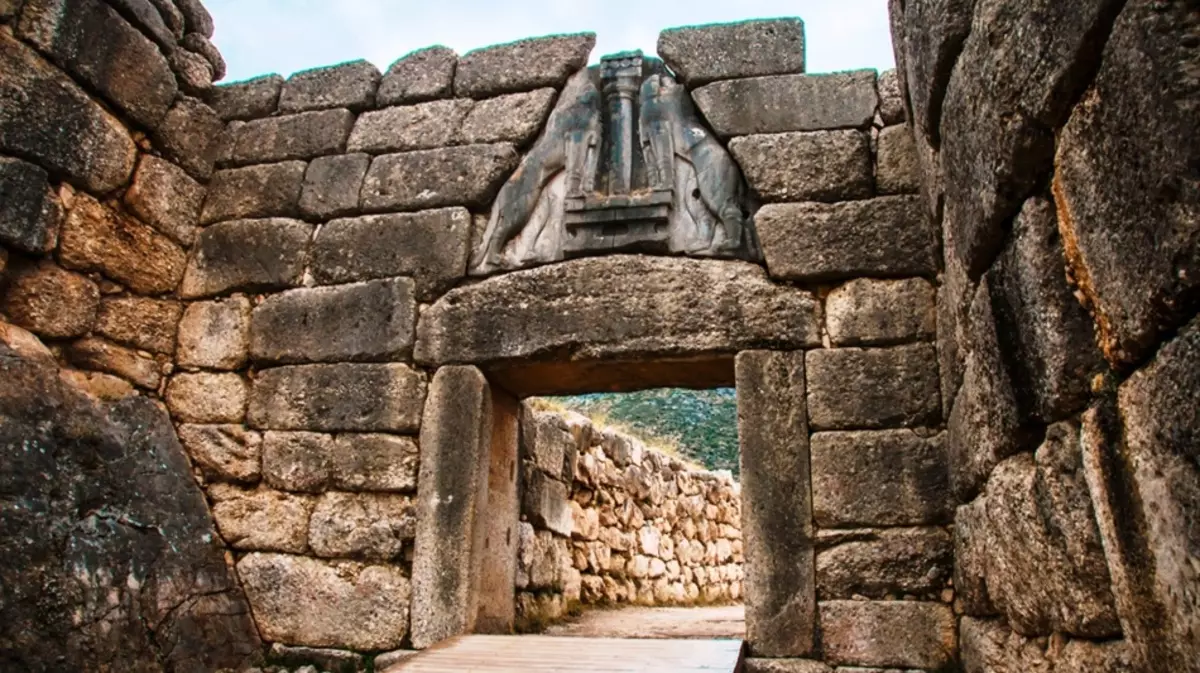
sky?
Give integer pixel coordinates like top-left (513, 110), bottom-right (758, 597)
top-left (206, 0), bottom-right (896, 84)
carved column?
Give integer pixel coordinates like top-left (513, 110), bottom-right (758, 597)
top-left (601, 52), bottom-right (643, 195)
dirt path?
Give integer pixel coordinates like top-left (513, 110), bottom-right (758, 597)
top-left (543, 604), bottom-right (745, 640)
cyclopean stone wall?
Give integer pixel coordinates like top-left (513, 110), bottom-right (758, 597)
top-left (514, 405), bottom-right (743, 630)
top-left (891, 0), bottom-right (1199, 671)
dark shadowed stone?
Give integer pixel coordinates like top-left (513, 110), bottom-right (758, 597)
top-left (201, 161), bottom-right (307, 224)
top-left (181, 32), bottom-right (224, 80)
top-left (279, 60), bottom-right (381, 113)
top-left (378, 45), bottom-right (458, 106)
top-left (2, 260), bottom-right (99, 338)
top-left (170, 47), bottom-right (213, 95)
top-left (819, 601), bottom-right (956, 669)
top-left (124, 154), bottom-right (204, 246)
top-left (877, 69), bottom-right (905, 125)
top-left (959, 617), bottom-right (1138, 673)
top-left (146, 0), bottom-right (183, 37)
top-left (228, 109), bottom-right (354, 165)
top-left (209, 75), bottom-right (285, 121)
top-left (756, 196), bottom-right (937, 282)
top-left (416, 256), bottom-right (820, 367)
top-left (18, 0), bottom-right (176, 128)
top-left (360, 144), bottom-right (519, 212)
top-left (937, 254), bottom-right (971, 416)
top-left (658, 19), bottom-right (806, 87)
top-left (816, 527), bottom-right (953, 600)
top-left (522, 467), bottom-right (572, 536)
top-left (875, 124), bottom-right (920, 195)
top-left (248, 363), bottom-right (426, 432)
top-left (806, 344), bottom-right (941, 430)
top-left (0, 349), bottom-right (261, 670)
top-left (175, 0), bottom-right (212, 37)
top-left (311, 208), bottom-right (471, 301)
top-left (730, 130), bottom-right (872, 203)
top-left (460, 88), bottom-right (558, 146)
top-left (736, 351), bottom-right (815, 657)
top-left (0, 33), bottom-right (136, 193)
top-left (454, 33), bottom-right (595, 98)
top-left (811, 430), bottom-right (951, 527)
top-left (347, 99), bottom-right (475, 154)
top-left (0, 156), bottom-right (61, 253)
top-left (152, 96), bottom-right (225, 181)
top-left (269, 644), bottom-right (364, 673)
top-left (299, 153), bottom-right (369, 220)
top-left (895, 0), bottom-right (974, 148)
top-left (693, 70), bottom-right (876, 138)
top-left (0, 0), bottom-right (18, 20)
top-left (180, 218), bottom-right (313, 298)
top-left (249, 278), bottom-right (416, 364)
top-left (954, 498), bottom-right (997, 617)
top-left (1053, 0), bottom-right (1200, 369)
top-left (825, 278), bottom-right (936, 347)
top-left (95, 296), bottom-right (181, 354)
top-left (411, 366), bottom-right (493, 649)
top-left (58, 193), bottom-right (186, 295)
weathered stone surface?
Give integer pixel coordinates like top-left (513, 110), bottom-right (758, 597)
top-left (2, 261), bottom-right (99, 338)
top-left (332, 433), bottom-right (419, 493)
top-left (95, 296), bottom-right (181, 354)
top-left (175, 0), bottom-right (212, 37)
top-left (0, 322), bottom-right (54, 365)
top-left (166, 372), bottom-right (247, 424)
top-left (237, 553), bottom-right (411, 651)
top-left (745, 660), bottom-right (832, 673)
top-left (249, 363), bottom-right (426, 432)
top-left (756, 196), bottom-right (937, 282)
top-left (693, 71), bottom-right (876, 138)
top-left (816, 527), bottom-right (952, 600)
top-left (416, 256), bottom-right (820, 366)
top-left (460, 88), bottom-right (558, 146)
top-left (311, 208), bottom-right (472, 301)
top-left (181, 218), bottom-right (313, 298)
top-left (170, 47), bottom-right (213, 95)
top-left (819, 601), bottom-right (956, 669)
top-left (309, 491), bottom-right (416, 560)
top-left (59, 193), bottom-right (186, 295)
top-left (0, 33), bottom-right (136, 194)
top-left (151, 95), bottom-right (225, 181)
top-left (177, 296), bottom-right (252, 370)
top-left (877, 69), bottom-right (905, 125)
top-left (201, 161), bottom-right (307, 224)
top-left (378, 45), bottom-right (457, 106)
top-left (875, 125), bottom-right (920, 195)
top-left (0, 351), bottom-right (261, 670)
top-left (18, 0), bottom-right (176, 127)
top-left (262, 430), bottom-right (335, 493)
top-left (177, 423), bottom-right (262, 484)
top-left (454, 33), bottom-right (594, 98)
top-left (279, 60), bottom-right (380, 113)
top-left (826, 278), bottom-right (936, 347)
top-left (59, 369), bottom-right (136, 401)
top-left (180, 33), bottom-right (225, 81)
top-left (0, 157), bottom-right (61, 253)
top-left (736, 351), bottom-right (815, 657)
top-left (894, 0), bottom-right (973, 150)
top-left (209, 74), bottom-right (285, 120)
top-left (348, 99), bottom-right (474, 154)
top-left (360, 144), bottom-right (518, 212)
top-left (959, 616), bottom-right (1138, 673)
top-left (64, 337), bottom-right (160, 389)
top-left (521, 408), bottom-right (575, 479)
top-left (730, 130), bottom-right (872, 203)
top-left (299, 153), bottom-right (369, 220)
top-left (208, 484), bottom-right (311, 553)
top-left (268, 644), bottom-right (364, 673)
top-left (658, 19), bottom-right (806, 86)
top-left (228, 109), bottom-right (354, 166)
top-left (249, 278), bottom-right (416, 364)
top-left (375, 649), bottom-right (421, 671)
top-left (954, 497), bottom-right (996, 617)
top-left (806, 344), bottom-right (941, 430)
top-left (124, 154), bottom-right (204, 246)
top-left (523, 467), bottom-right (572, 536)
top-left (411, 366), bottom-right (492, 649)
top-left (811, 430), bottom-right (951, 527)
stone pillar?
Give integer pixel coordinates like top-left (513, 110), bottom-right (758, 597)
top-left (736, 350), bottom-right (816, 656)
top-left (410, 365), bottom-right (494, 649)
top-left (601, 52), bottom-right (643, 195)
top-left (475, 387), bottom-right (521, 633)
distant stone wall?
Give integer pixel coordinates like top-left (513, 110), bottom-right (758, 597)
top-left (514, 405), bottom-right (743, 628)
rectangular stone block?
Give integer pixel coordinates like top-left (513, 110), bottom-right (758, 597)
top-left (201, 161), bottom-right (306, 225)
top-left (819, 600), bottom-right (956, 669)
top-left (693, 70), bottom-right (877, 137)
top-left (806, 344), bottom-right (941, 430)
top-left (360, 144), bottom-right (518, 212)
top-left (756, 196), bottom-right (938, 282)
top-left (0, 156), bottom-right (61, 254)
top-left (180, 218), bottom-right (313, 299)
top-left (332, 434), bottom-right (419, 493)
top-left (311, 208), bottom-right (472, 301)
top-left (177, 424), bottom-right (261, 485)
top-left (657, 19), bottom-right (806, 86)
top-left (522, 466), bottom-right (572, 537)
top-left (209, 74), bottom-right (284, 121)
top-left (249, 278), bottom-right (416, 364)
top-left (299, 153), bottom-right (369, 220)
top-left (228, 109), bottom-right (354, 166)
top-left (309, 491), bottom-right (416, 560)
top-left (208, 484), bottom-right (312, 553)
top-left (165, 371), bottom-right (247, 424)
top-left (811, 430), bottom-right (951, 527)
top-left (262, 430), bottom-right (336, 493)
top-left (2, 261), bottom-right (98, 339)
top-left (736, 351), bottom-right (815, 657)
top-left (248, 363), bottom-right (426, 432)
top-left (825, 278), bottom-right (936, 347)
top-left (279, 60), bottom-right (380, 113)
top-left (378, 45), bottom-right (456, 106)
top-left (459, 89), bottom-right (557, 146)
top-left (875, 124), bottom-right (921, 195)
top-left (65, 336), bottom-right (159, 389)
top-left (58, 193), bottom-right (185, 296)
top-left (152, 95), bottom-right (224, 181)
top-left (815, 527), bottom-right (953, 600)
top-left (453, 33), bottom-right (594, 98)
top-left (730, 130), bottom-right (872, 203)
top-left (124, 154), bottom-right (203, 247)
top-left (95, 296), bottom-right (181, 355)
top-left (347, 99), bottom-right (474, 154)
top-left (176, 296), bottom-right (251, 370)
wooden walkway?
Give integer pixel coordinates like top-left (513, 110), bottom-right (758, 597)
top-left (389, 634), bottom-right (744, 672)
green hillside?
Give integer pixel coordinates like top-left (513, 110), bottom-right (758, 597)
top-left (546, 388), bottom-right (739, 476)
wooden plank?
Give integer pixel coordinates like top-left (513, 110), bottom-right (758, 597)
top-left (394, 635), bottom-right (744, 672)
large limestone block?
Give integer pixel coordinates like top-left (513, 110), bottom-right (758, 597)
top-left (237, 553), bottom-right (410, 651)
top-left (332, 434), bottom-right (420, 492)
top-left (176, 296), bottom-right (252, 370)
top-left (165, 372), bottom-right (246, 424)
top-left (693, 71), bottom-right (876, 138)
top-left (152, 95), bottom-right (224, 181)
top-left (348, 99), bottom-right (474, 153)
top-left (309, 492), bottom-right (416, 560)
top-left (520, 407), bottom-right (576, 479)
top-left (658, 19), bottom-right (806, 86)
top-left (0, 33), bottom-right (136, 193)
top-left (460, 89), bottom-right (558, 146)
top-left (176, 424), bottom-right (261, 484)
top-left (810, 430), bottom-right (950, 526)
top-left (893, 0), bottom-right (973, 150)
top-left (262, 430), bottom-right (336, 493)
top-left (875, 124), bottom-right (921, 195)
top-left (806, 344), bottom-right (941, 430)
top-left (756, 196), bottom-right (937, 282)
top-left (729, 130), bottom-right (872, 203)
top-left (248, 363), bottom-right (426, 432)
top-left (876, 69), bottom-right (905, 126)
top-left (816, 527), bottom-right (952, 600)
top-left (736, 351), bottom-right (815, 657)
top-left (201, 161), bottom-right (307, 224)
top-left (279, 60), bottom-right (380, 113)
top-left (209, 74), bottom-right (284, 121)
top-left (94, 296), bottom-right (181, 355)
top-left (59, 193), bottom-right (185, 295)
top-left (229, 108), bottom-right (354, 165)
top-left (181, 218), bottom-right (313, 298)
top-left (378, 46), bottom-right (457, 106)
top-left (0, 157), bottom-right (62, 254)
top-left (208, 484), bottom-right (312, 553)
top-left (299, 153), bottom-right (370, 220)
top-left (249, 278), bottom-right (416, 364)
top-left (416, 256), bottom-right (820, 366)
top-left (360, 144), bottom-right (518, 212)
top-left (454, 33), bottom-right (594, 98)
top-left (522, 467), bottom-right (572, 537)
top-left (2, 261), bottom-right (99, 338)
top-left (819, 600), bottom-right (956, 669)
top-left (825, 278), bottom-right (936, 347)
top-left (124, 155), bottom-right (204, 247)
